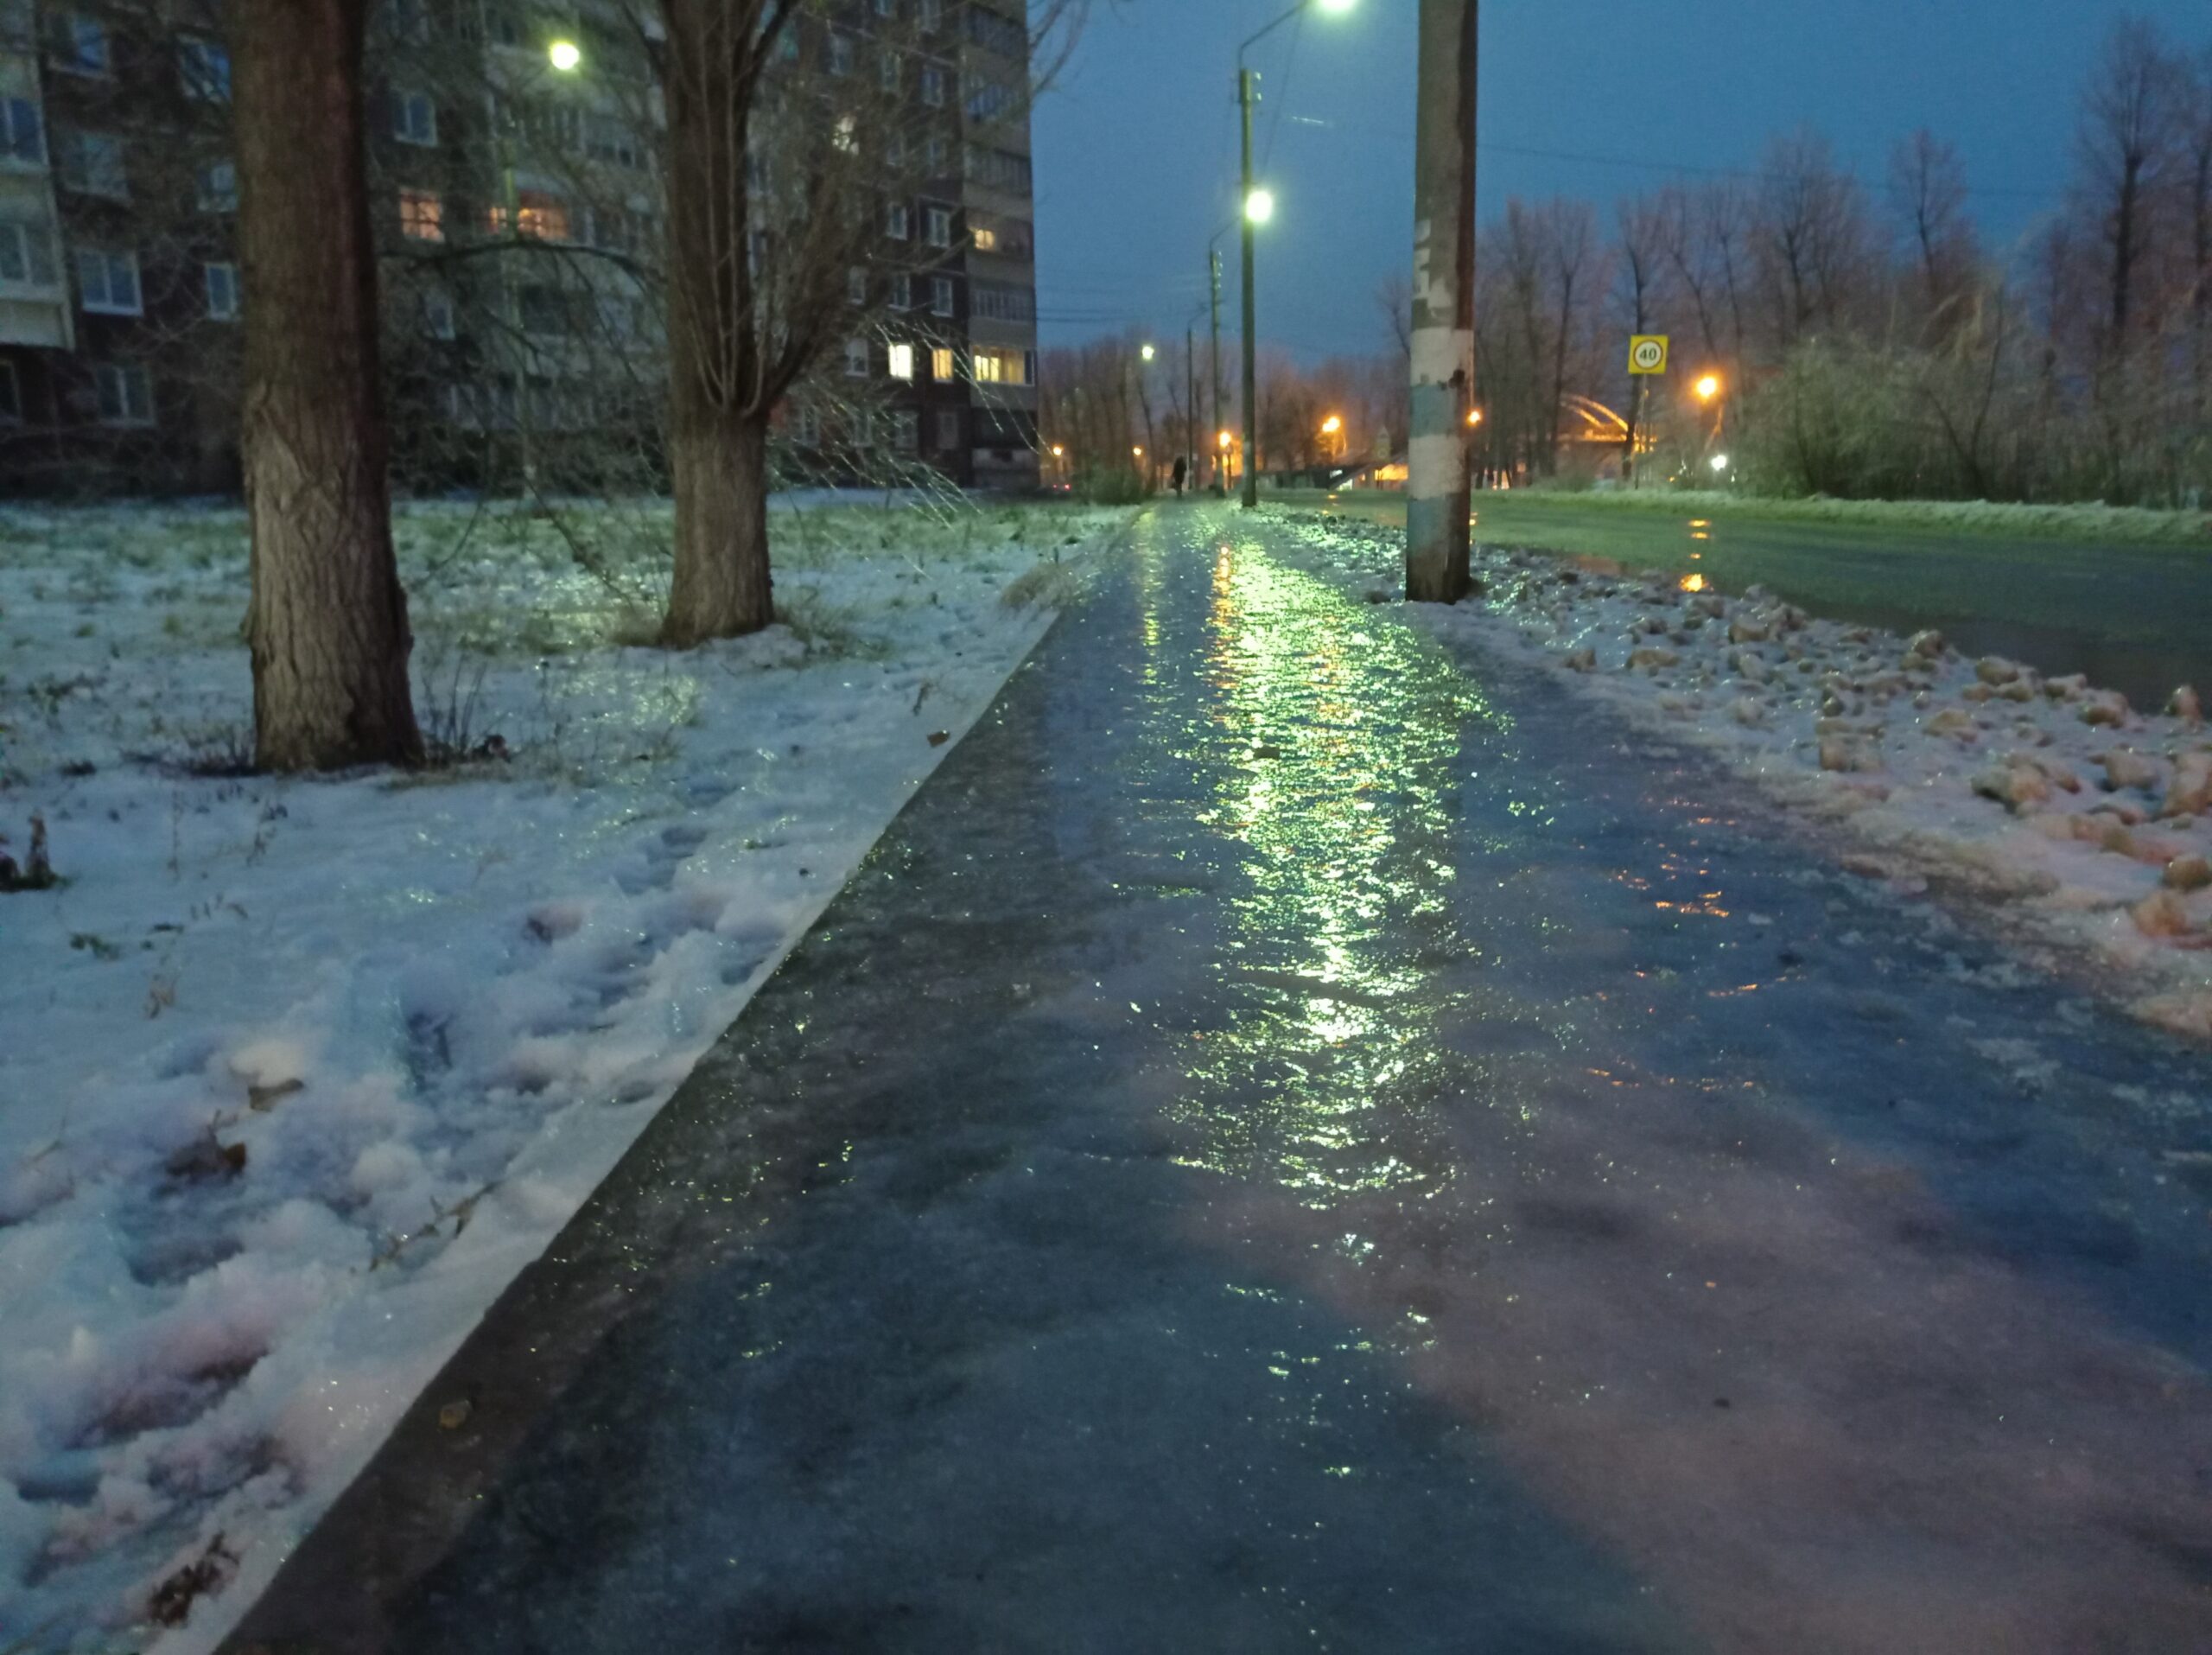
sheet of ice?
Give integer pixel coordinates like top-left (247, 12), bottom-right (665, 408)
top-left (1270, 512), bottom-right (2212, 1040)
top-left (0, 497), bottom-right (1126, 1650)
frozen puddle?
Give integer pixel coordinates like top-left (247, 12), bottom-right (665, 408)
top-left (233, 508), bottom-right (2212, 1654)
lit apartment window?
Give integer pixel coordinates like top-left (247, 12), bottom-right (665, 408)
top-left (496, 190), bottom-right (569, 241)
top-left (203, 261), bottom-right (238, 320)
top-left (0, 220), bottom-right (58, 289)
top-left (0, 360), bottom-right (20, 422)
top-left (399, 188), bottom-right (443, 241)
top-left (925, 206), bottom-right (952, 248)
top-left (47, 11), bottom-right (108, 75)
top-left (930, 347), bottom-right (954, 382)
top-left (74, 248), bottom-right (141, 315)
top-left (196, 161), bottom-right (238, 213)
top-left (57, 130), bottom-right (126, 200)
top-left (971, 349), bottom-right (1031, 386)
top-left (931, 276), bottom-right (953, 316)
top-left (93, 362), bottom-right (152, 425)
top-left (843, 338), bottom-right (868, 378)
top-left (971, 225), bottom-right (997, 253)
top-left (885, 202), bottom-right (909, 239)
top-left (2, 96), bottom-right (45, 164)
top-left (391, 90), bottom-right (437, 146)
top-left (177, 38), bottom-right (232, 101)
top-left (887, 342), bottom-right (914, 381)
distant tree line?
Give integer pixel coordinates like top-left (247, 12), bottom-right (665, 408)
top-left (1051, 15), bottom-right (2210, 509)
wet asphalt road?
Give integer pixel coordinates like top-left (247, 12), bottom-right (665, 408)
top-left (232, 506), bottom-right (2212, 1654)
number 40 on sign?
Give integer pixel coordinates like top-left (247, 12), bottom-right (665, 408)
top-left (1628, 335), bottom-right (1669, 375)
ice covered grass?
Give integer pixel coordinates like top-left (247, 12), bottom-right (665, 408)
top-left (1272, 511), bottom-right (2212, 1042)
top-left (0, 493), bottom-right (1129, 1651)
top-left (1456, 487), bottom-right (2212, 547)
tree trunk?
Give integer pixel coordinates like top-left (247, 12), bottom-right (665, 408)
top-left (664, 403), bottom-right (774, 647)
top-left (231, 0), bottom-right (421, 771)
top-left (658, 0), bottom-right (777, 646)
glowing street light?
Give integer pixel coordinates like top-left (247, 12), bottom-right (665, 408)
top-left (1711, 453), bottom-right (1731, 474)
top-left (1133, 446), bottom-right (1145, 458)
top-left (1694, 373), bottom-right (1722, 403)
top-left (1141, 343), bottom-right (1157, 362)
top-left (548, 38), bottom-right (582, 73)
top-left (1218, 430), bottom-right (1233, 449)
top-left (1243, 188), bottom-right (1276, 226)
top-left (1050, 445), bottom-right (1064, 457)
top-left (1467, 408), bottom-right (1484, 426)
top-left (1320, 415), bottom-right (1342, 435)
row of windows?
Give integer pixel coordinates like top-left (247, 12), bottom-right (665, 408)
top-left (790, 402), bottom-right (942, 457)
top-left (398, 184), bottom-right (658, 254)
top-left (0, 359), bottom-right (156, 427)
top-left (40, 10), bottom-right (231, 99)
top-left (850, 340), bottom-right (1034, 388)
top-left (0, 231), bottom-right (238, 326)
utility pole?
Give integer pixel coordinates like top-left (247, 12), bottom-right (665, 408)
top-left (1239, 66), bottom-right (1260, 509)
top-left (1209, 248), bottom-right (1224, 492)
top-left (1186, 326), bottom-right (1198, 495)
top-left (1406, 0), bottom-right (1476, 602)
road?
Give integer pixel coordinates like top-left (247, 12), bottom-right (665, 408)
top-left (1275, 488), bottom-right (2211, 712)
top-left (230, 506), bottom-right (2212, 1655)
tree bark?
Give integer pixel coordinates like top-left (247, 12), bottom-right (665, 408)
top-left (664, 400), bottom-right (774, 646)
top-left (658, 0), bottom-right (779, 645)
top-left (231, 0), bottom-right (421, 771)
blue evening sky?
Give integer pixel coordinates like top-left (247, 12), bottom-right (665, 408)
top-left (1031, 0), bottom-right (2209, 362)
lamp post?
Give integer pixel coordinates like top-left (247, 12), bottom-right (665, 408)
top-left (478, 14), bottom-right (585, 492)
top-left (1237, 0), bottom-right (1357, 509)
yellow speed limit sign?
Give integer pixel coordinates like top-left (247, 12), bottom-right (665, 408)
top-left (1628, 335), bottom-right (1669, 375)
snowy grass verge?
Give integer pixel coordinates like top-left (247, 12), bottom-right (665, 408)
top-left (0, 494), bottom-right (1131, 1651)
top-left (1387, 487), bottom-right (2212, 547)
top-left (1268, 511), bottom-right (2212, 1041)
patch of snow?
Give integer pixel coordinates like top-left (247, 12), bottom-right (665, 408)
top-left (0, 497), bottom-right (1130, 1648)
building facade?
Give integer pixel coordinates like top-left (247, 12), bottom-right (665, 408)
top-left (0, 0), bottom-right (1042, 497)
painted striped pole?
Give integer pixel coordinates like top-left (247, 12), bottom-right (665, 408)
top-left (1406, 0), bottom-right (1477, 603)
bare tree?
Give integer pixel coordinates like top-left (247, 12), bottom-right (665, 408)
top-left (1755, 129), bottom-right (1872, 349)
top-left (1887, 128), bottom-right (1979, 335)
top-left (230, 0), bottom-right (423, 770)
top-left (1376, 271), bottom-right (1412, 360)
top-left (1540, 198), bottom-right (1600, 473)
top-left (2078, 17), bottom-right (2177, 358)
top-left (1615, 192), bottom-right (1665, 481)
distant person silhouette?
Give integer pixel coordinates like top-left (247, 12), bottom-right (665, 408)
top-left (1171, 455), bottom-right (1188, 497)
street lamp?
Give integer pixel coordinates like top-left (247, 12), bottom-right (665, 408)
top-left (1237, 0), bottom-right (1358, 508)
top-left (1694, 373), bottom-right (1721, 402)
top-left (547, 38), bottom-right (582, 73)
top-left (1141, 342), bottom-right (1157, 362)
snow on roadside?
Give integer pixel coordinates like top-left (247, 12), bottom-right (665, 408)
top-left (1273, 512), bottom-right (2212, 1041)
top-left (0, 497), bottom-right (1128, 1651)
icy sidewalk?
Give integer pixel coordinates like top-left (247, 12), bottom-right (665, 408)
top-left (0, 499), bottom-right (1127, 1650)
top-left (1271, 509), bottom-right (2212, 1041)
top-left (235, 508), bottom-right (2210, 1654)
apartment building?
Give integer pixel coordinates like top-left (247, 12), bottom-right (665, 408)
top-left (0, 0), bottom-right (1043, 496)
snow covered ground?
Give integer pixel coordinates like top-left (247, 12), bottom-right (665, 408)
top-left (0, 495), bottom-right (1127, 1651)
top-left (1275, 510), bottom-right (2212, 1041)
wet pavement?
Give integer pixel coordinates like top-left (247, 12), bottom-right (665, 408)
top-left (232, 506), bottom-right (2212, 1654)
